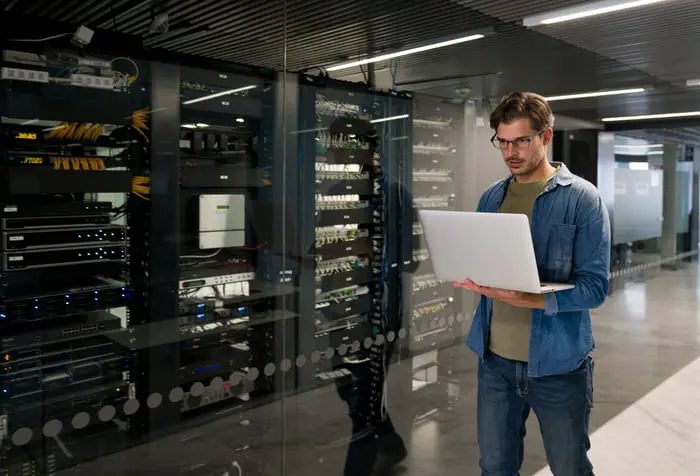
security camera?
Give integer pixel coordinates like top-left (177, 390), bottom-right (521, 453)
top-left (149, 13), bottom-right (169, 34)
top-left (71, 25), bottom-right (94, 48)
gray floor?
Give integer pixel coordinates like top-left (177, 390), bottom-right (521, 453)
top-left (54, 262), bottom-right (700, 476)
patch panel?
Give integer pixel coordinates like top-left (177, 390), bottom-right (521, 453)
top-left (408, 97), bottom-right (464, 383)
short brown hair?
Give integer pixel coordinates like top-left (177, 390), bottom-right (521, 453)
top-left (489, 92), bottom-right (555, 132)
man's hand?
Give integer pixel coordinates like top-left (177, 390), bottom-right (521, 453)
top-left (454, 279), bottom-right (545, 309)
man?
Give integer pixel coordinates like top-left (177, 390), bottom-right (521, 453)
top-left (455, 92), bottom-right (611, 476)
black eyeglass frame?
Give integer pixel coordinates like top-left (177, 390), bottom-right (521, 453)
top-left (490, 130), bottom-right (545, 150)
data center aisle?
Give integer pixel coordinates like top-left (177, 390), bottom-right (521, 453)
top-left (54, 263), bottom-right (700, 476)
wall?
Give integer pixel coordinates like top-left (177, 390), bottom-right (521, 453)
top-left (462, 100), bottom-right (507, 212)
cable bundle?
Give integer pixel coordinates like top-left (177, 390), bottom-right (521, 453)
top-left (132, 175), bottom-right (150, 200)
top-left (131, 108), bottom-right (149, 142)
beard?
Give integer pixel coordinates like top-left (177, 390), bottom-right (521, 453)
top-left (506, 152), bottom-right (544, 176)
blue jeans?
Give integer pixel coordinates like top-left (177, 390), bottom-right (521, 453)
top-left (477, 352), bottom-right (594, 476)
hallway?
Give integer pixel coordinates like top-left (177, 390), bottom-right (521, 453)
top-left (534, 262), bottom-right (700, 475)
top-left (53, 262), bottom-right (700, 476)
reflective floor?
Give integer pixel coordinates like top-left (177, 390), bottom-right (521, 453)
top-left (56, 262), bottom-right (700, 476)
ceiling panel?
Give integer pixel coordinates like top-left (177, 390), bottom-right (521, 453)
top-left (525, 0), bottom-right (700, 87)
top-left (3, 0), bottom-right (699, 131)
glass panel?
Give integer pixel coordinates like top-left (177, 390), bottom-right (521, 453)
top-left (0, 10), bottom-right (287, 476)
top-left (0, 47), bottom-right (148, 475)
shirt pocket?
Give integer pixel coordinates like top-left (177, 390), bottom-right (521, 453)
top-left (550, 223), bottom-right (576, 281)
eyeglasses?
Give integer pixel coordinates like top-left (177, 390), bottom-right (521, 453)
top-left (491, 131), bottom-right (544, 150)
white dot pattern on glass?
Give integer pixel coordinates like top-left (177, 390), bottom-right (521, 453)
top-left (229, 372), bottom-right (243, 385)
top-left (72, 412), bottom-right (90, 430)
top-left (98, 405), bottom-right (116, 422)
top-left (123, 399), bottom-right (140, 415)
top-left (169, 387), bottom-right (184, 403)
top-left (12, 428), bottom-right (32, 446)
top-left (4, 325), bottom-right (482, 449)
top-left (42, 420), bottom-right (62, 437)
top-left (190, 382), bottom-right (205, 397)
top-left (280, 359), bottom-right (292, 372)
top-left (247, 367), bottom-right (260, 381)
top-left (147, 393), bottom-right (163, 409)
top-left (457, 312), bottom-right (464, 322)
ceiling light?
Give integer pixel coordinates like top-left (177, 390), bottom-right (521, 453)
top-left (182, 85), bottom-right (257, 105)
top-left (326, 34), bottom-right (486, 72)
top-left (523, 0), bottom-right (666, 26)
top-left (615, 143), bottom-right (663, 148)
top-left (235, 118), bottom-right (245, 123)
top-left (370, 114), bottom-right (410, 124)
top-left (181, 124), bottom-right (197, 129)
top-left (195, 123), bottom-right (209, 128)
top-left (602, 111), bottom-right (700, 122)
top-left (545, 88), bottom-right (645, 102)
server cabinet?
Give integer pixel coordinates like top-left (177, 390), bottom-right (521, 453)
top-left (294, 75), bottom-right (412, 413)
top-left (0, 46), bottom-right (148, 474)
top-left (404, 94), bottom-right (466, 403)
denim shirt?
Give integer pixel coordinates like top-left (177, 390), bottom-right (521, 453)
top-left (466, 162), bottom-right (611, 377)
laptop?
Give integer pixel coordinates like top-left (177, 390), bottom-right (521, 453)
top-left (418, 210), bottom-right (575, 294)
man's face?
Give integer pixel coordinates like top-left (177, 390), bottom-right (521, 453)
top-left (494, 118), bottom-right (551, 178)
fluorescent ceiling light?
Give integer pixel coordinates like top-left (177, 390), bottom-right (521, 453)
top-left (545, 88), bottom-right (644, 102)
top-left (195, 123), bottom-right (209, 128)
top-left (523, 0), bottom-right (666, 26)
top-left (615, 143), bottom-right (663, 148)
top-left (602, 111), bottom-right (700, 122)
top-left (181, 124), bottom-right (197, 129)
top-left (326, 34), bottom-right (485, 72)
top-left (628, 162), bottom-right (649, 170)
top-left (182, 85), bottom-right (257, 105)
top-left (235, 117), bottom-right (245, 123)
top-left (370, 114), bottom-right (410, 124)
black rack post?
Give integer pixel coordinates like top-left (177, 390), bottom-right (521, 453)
top-left (135, 61), bottom-right (182, 433)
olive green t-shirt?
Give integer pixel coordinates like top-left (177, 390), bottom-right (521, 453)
top-left (489, 171), bottom-right (557, 362)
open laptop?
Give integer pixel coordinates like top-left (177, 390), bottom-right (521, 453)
top-left (418, 210), bottom-right (575, 294)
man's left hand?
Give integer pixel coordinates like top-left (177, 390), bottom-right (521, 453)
top-left (454, 279), bottom-right (545, 309)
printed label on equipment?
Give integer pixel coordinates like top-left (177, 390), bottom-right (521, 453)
top-left (3, 206), bottom-right (17, 212)
top-left (8, 236), bottom-right (24, 241)
top-left (8, 256), bottom-right (24, 261)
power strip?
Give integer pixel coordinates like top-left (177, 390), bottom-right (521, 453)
top-left (70, 73), bottom-right (114, 90)
top-left (1, 67), bottom-right (49, 83)
top-left (179, 272), bottom-right (256, 290)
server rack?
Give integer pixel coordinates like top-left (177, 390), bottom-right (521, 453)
top-left (406, 95), bottom-right (465, 399)
top-left (0, 46), bottom-right (146, 474)
top-left (295, 75), bottom-right (412, 411)
top-left (174, 65), bottom-right (296, 416)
